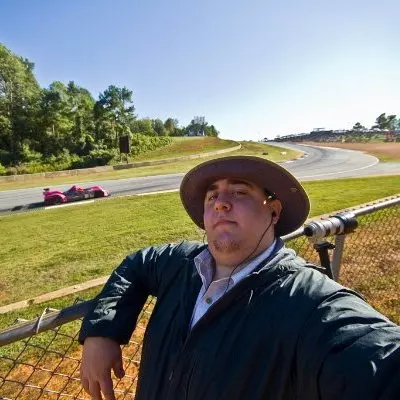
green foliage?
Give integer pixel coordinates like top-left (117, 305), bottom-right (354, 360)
top-left (94, 85), bottom-right (135, 148)
top-left (164, 118), bottom-right (179, 135)
top-left (0, 149), bottom-right (84, 175)
top-left (185, 118), bottom-right (219, 137)
top-left (0, 175), bottom-right (399, 307)
top-left (130, 134), bottom-right (172, 156)
top-left (171, 126), bottom-right (185, 136)
top-left (352, 122), bottom-right (365, 131)
top-left (152, 118), bottom-right (166, 136)
top-left (71, 147), bottom-right (119, 168)
top-left (38, 81), bottom-right (96, 157)
top-left (0, 162), bottom-right (6, 175)
top-left (5, 162), bottom-right (48, 175)
top-left (20, 143), bottom-right (42, 163)
top-left (0, 149), bottom-right (12, 165)
top-left (0, 43), bottom-right (222, 173)
top-left (131, 118), bottom-right (155, 136)
top-left (0, 138), bottom-right (241, 186)
top-left (205, 124), bottom-right (219, 137)
top-left (373, 113), bottom-right (397, 131)
top-left (0, 43), bottom-right (41, 161)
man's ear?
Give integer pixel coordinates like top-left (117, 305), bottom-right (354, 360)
top-left (269, 199), bottom-right (282, 224)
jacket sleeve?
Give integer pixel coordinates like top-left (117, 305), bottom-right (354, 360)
top-left (296, 288), bottom-right (400, 400)
top-left (78, 243), bottom-right (180, 345)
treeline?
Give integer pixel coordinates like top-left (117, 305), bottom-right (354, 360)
top-left (274, 114), bottom-right (400, 143)
top-left (0, 43), bottom-right (219, 175)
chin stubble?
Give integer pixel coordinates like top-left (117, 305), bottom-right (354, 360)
top-left (212, 238), bottom-right (241, 253)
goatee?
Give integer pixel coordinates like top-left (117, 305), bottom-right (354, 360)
top-left (212, 238), bottom-right (241, 253)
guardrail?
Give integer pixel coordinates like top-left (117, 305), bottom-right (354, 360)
top-left (1, 195), bottom-right (399, 399)
top-left (0, 145), bottom-right (242, 183)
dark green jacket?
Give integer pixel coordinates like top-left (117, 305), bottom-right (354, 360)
top-left (79, 240), bottom-right (400, 400)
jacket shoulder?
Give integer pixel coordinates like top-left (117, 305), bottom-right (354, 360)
top-left (173, 240), bottom-right (207, 258)
top-left (125, 240), bottom-right (206, 263)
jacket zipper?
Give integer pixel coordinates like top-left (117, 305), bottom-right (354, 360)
top-left (184, 355), bottom-right (198, 400)
top-left (167, 274), bottom-right (260, 387)
top-left (167, 246), bottom-right (286, 397)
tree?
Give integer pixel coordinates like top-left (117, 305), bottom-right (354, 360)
top-left (184, 117), bottom-right (219, 137)
top-left (130, 118), bottom-right (154, 136)
top-left (185, 117), bottom-right (207, 136)
top-left (39, 81), bottom-right (75, 155)
top-left (374, 113), bottom-right (397, 130)
top-left (172, 126), bottom-right (185, 136)
top-left (352, 122), bottom-right (365, 131)
top-left (66, 81), bottom-right (95, 155)
top-left (164, 118), bottom-right (179, 135)
top-left (387, 115), bottom-right (397, 130)
top-left (0, 43), bottom-right (41, 162)
top-left (95, 85), bottom-right (136, 147)
top-left (205, 124), bottom-right (219, 137)
top-left (152, 118), bottom-right (166, 136)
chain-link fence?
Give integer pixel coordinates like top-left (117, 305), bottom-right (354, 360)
top-left (1, 195), bottom-right (399, 400)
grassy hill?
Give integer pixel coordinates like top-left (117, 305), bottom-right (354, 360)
top-left (0, 139), bottom-right (301, 191)
top-left (0, 174), bottom-right (399, 308)
top-left (131, 136), bottom-right (239, 160)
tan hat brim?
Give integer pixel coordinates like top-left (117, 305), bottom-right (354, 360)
top-left (180, 156), bottom-right (310, 237)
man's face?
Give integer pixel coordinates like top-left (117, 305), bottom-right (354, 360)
top-left (203, 178), bottom-right (280, 265)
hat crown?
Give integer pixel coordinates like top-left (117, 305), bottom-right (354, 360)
top-left (180, 156), bottom-right (310, 237)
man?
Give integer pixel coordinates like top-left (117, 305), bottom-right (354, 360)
top-left (79, 156), bottom-right (400, 400)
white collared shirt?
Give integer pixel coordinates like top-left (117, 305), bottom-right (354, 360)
top-left (190, 240), bottom-right (277, 329)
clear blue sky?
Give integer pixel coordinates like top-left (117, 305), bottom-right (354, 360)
top-left (1, 0), bottom-right (399, 140)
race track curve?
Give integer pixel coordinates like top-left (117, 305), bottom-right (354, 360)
top-left (1, 143), bottom-right (399, 214)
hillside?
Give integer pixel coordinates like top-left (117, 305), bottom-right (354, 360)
top-left (302, 142), bottom-right (400, 162)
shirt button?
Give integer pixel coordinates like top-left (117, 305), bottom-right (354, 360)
top-left (205, 297), bottom-right (213, 304)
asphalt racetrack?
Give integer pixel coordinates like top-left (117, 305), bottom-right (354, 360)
top-left (1, 143), bottom-right (399, 214)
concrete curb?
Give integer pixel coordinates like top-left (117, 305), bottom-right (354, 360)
top-left (2, 193), bottom-right (399, 313)
top-left (0, 276), bottom-right (109, 314)
top-left (0, 144), bottom-right (241, 183)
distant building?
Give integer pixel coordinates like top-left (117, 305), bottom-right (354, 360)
top-left (186, 130), bottom-right (204, 137)
top-left (185, 116), bottom-right (206, 136)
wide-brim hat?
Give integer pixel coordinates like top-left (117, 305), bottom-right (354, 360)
top-left (180, 155), bottom-right (310, 237)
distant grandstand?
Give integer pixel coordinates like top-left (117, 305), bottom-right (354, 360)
top-left (273, 128), bottom-right (400, 143)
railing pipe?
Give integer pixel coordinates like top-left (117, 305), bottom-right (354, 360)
top-left (1, 195), bottom-right (398, 346)
top-left (0, 300), bottom-right (94, 346)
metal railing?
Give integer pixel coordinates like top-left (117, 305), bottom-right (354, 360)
top-left (1, 195), bottom-right (399, 400)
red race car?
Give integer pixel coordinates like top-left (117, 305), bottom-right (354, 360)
top-left (43, 185), bottom-right (110, 206)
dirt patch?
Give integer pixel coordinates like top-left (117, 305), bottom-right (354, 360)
top-left (1, 211), bottom-right (399, 399)
top-left (0, 300), bottom-right (154, 399)
top-left (339, 212), bottom-right (400, 322)
top-left (303, 141), bottom-right (400, 160)
top-left (0, 344), bottom-right (140, 399)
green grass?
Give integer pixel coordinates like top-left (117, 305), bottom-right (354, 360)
top-left (0, 175), bottom-right (399, 362)
top-left (301, 176), bottom-right (400, 215)
top-left (0, 140), bottom-right (300, 191)
top-left (0, 194), bottom-right (201, 307)
top-left (368, 153), bottom-right (400, 163)
top-left (306, 141), bottom-right (400, 163)
top-left (0, 287), bottom-right (101, 341)
top-left (131, 136), bottom-right (239, 160)
top-left (0, 174), bottom-right (398, 311)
